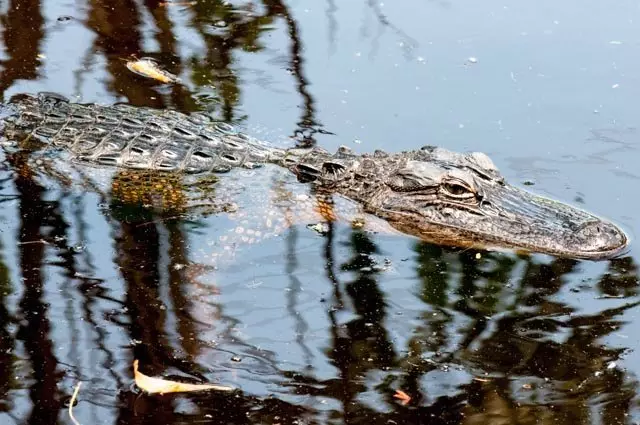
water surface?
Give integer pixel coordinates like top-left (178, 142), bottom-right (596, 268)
top-left (0, 0), bottom-right (639, 424)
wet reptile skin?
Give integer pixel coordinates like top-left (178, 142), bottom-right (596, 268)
top-left (0, 92), bottom-right (630, 260)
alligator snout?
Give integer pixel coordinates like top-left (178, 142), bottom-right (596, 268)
top-left (572, 220), bottom-right (628, 255)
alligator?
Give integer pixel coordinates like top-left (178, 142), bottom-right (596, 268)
top-left (0, 92), bottom-right (629, 260)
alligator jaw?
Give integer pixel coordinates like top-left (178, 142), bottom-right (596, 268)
top-left (379, 183), bottom-right (628, 260)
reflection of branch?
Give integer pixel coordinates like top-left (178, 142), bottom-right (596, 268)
top-left (285, 225), bottom-right (315, 368)
top-left (281, 8), bottom-right (322, 146)
top-left (407, 249), bottom-right (639, 416)
top-left (10, 152), bottom-right (64, 421)
top-left (323, 221), bottom-right (344, 309)
top-left (0, 0), bottom-right (44, 96)
top-left (189, 4), bottom-right (270, 122)
top-left (364, 0), bottom-right (419, 60)
top-left (265, 0), bottom-right (328, 147)
top-left (72, 45), bottom-right (97, 100)
top-left (0, 240), bottom-right (15, 411)
top-left (166, 221), bottom-right (207, 359)
top-left (325, 0), bottom-right (338, 55)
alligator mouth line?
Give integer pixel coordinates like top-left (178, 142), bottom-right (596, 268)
top-left (378, 186), bottom-right (629, 260)
top-left (389, 216), bottom-right (629, 260)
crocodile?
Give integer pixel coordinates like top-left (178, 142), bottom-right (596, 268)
top-left (0, 92), bottom-right (629, 260)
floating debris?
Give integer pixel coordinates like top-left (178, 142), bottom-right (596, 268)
top-left (126, 58), bottom-right (180, 84)
top-left (308, 222), bottom-right (330, 235)
top-left (393, 389), bottom-right (411, 405)
top-left (68, 382), bottom-right (82, 425)
top-left (133, 360), bottom-right (234, 394)
top-left (351, 217), bottom-right (366, 229)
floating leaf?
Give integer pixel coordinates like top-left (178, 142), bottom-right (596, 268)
top-left (126, 58), bottom-right (180, 84)
top-left (133, 360), bottom-right (234, 394)
top-left (68, 382), bottom-right (82, 425)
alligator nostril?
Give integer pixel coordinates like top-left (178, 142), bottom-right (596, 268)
top-left (480, 199), bottom-right (492, 208)
top-left (573, 220), bottom-right (627, 253)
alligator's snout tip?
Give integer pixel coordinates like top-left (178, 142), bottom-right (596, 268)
top-left (572, 220), bottom-right (628, 257)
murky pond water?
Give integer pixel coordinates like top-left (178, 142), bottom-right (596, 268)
top-left (0, 0), bottom-right (639, 424)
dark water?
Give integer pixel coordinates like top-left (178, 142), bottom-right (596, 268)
top-left (1, 0), bottom-right (640, 424)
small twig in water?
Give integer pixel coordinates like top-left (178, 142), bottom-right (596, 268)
top-left (17, 239), bottom-right (50, 246)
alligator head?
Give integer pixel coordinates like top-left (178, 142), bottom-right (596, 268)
top-left (303, 145), bottom-right (628, 260)
top-left (372, 146), bottom-right (629, 259)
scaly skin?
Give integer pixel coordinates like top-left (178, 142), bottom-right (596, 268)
top-left (0, 92), bottom-right (629, 259)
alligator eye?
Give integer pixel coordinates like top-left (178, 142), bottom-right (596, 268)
top-left (442, 182), bottom-right (474, 198)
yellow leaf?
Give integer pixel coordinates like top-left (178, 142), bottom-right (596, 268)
top-left (133, 360), bottom-right (234, 394)
top-left (126, 59), bottom-right (180, 84)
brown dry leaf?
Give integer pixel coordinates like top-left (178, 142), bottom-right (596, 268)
top-left (126, 58), bottom-right (180, 84)
top-left (393, 389), bottom-right (411, 405)
top-left (133, 360), bottom-right (234, 394)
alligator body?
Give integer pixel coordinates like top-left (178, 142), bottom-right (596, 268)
top-left (0, 93), bottom-right (629, 259)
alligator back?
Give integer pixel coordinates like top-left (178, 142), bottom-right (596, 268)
top-left (1, 93), bottom-right (281, 173)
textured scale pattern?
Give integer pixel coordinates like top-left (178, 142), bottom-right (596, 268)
top-left (2, 93), bottom-right (283, 173)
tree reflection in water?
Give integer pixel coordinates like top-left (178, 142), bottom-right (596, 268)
top-left (0, 0), bottom-right (637, 424)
